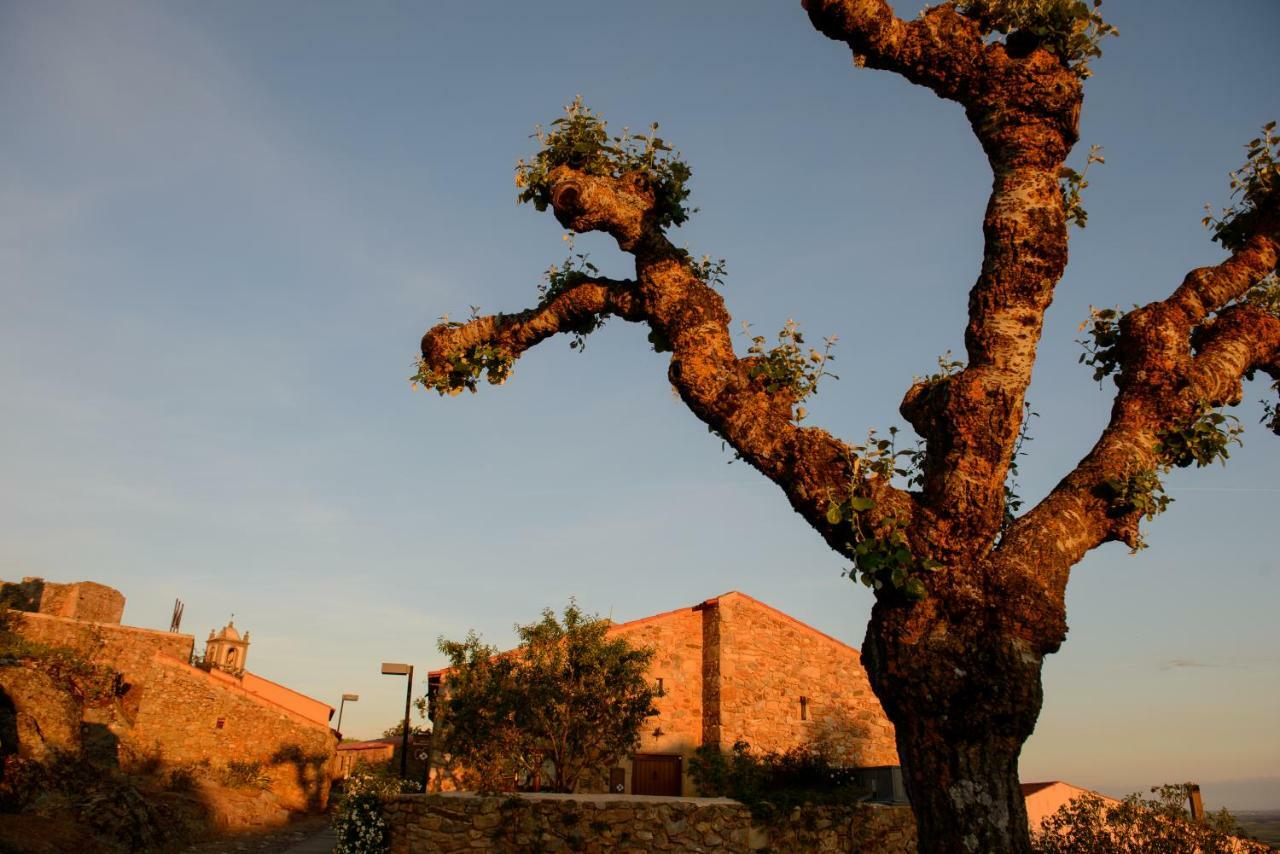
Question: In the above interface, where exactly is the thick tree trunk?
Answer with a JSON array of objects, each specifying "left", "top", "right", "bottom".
[{"left": 864, "top": 595, "right": 1052, "bottom": 854}]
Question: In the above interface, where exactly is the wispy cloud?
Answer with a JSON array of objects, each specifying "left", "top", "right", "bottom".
[{"left": 1159, "top": 657, "right": 1246, "bottom": 671}]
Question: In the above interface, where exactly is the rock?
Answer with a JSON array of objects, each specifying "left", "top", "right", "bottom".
[{"left": 0, "top": 666, "right": 82, "bottom": 760}]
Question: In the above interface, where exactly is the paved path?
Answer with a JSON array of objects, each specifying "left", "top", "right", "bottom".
[
  {"left": 281, "top": 825, "right": 336, "bottom": 853},
  {"left": 183, "top": 816, "right": 332, "bottom": 853}
]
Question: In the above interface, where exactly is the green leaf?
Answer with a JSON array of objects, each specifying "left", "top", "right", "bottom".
[
  {"left": 848, "top": 496, "right": 876, "bottom": 512},
  {"left": 903, "top": 577, "right": 927, "bottom": 600}
]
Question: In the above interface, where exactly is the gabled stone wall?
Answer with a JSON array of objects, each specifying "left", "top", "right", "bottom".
[
  {"left": 609, "top": 604, "right": 706, "bottom": 789},
  {"left": 714, "top": 593, "right": 898, "bottom": 767},
  {"left": 608, "top": 592, "right": 897, "bottom": 795}
]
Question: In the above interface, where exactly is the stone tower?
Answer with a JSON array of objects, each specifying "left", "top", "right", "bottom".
[{"left": 204, "top": 619, "right": 250, "bottom": 674}]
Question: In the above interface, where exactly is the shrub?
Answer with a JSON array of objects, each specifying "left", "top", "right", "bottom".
[
  {"left": 1, "top": 750, "right": 201, "bottom": 850},
  {"left": 0, "top": 755, "right": 46, "bottom": 812},
  {"left": 75, "top": 779, "right": 168, "bottom": 851},
  {"left": 1033, "top": 783, "right": 1268, "bottom": 853},
  {"left": 218, "top": 760, "right": 271, "bottom": 790},
  {"left": 164, "top": 762, "right": 205, "bottom": 793},
  {"left": 332, "top": 769, "right": 420, "bottom": 854},
  {"left": 687, "top": 740, "right": 869, "bottom": 821},
  {"left": 434, "top": 601, "right": 656, "bottom": 794}
]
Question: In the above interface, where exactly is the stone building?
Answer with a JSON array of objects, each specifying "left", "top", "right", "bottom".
[
  {"left": 334, "top": 739, "right": 397, "bottom": 779},
  {"left": 429, "top": 591, "right": 898, "bottom": 797},
  {"left": 0, "top": 577, "right": 337, "bottom": 812}
]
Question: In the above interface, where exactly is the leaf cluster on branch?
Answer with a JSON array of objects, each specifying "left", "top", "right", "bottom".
[
  {"left": 515, "top": 96, "right": 694, "bottom": 230},
  {"left": 412, "top": 337, "right": 513, "bottom": 396},
  {"left": 1060, "top": 143, "right": 1105, "bottom": 228},
  {"left": 826, "top": 428, "right": 940, "bottom": 600},
  {"left": 1102, "top": 403, "right": 1244, "bottom": 550},
  {"left": 744, "top": 319, "right": 838, "bottom": 413},
  {"left": 1204, "top": 121, "right": 1279, "bottom": 251},
  {"left": 956, "top": 0, "right": 1117, "bottom": 76},
  {"left": 539, "top": 240, "right": 608, "bottom": 350},
  {"left": 1076, "top": 305, "right": 1126, "bottom": 385}
]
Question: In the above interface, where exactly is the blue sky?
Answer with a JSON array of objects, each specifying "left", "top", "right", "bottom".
[{"left": 2, "top": 1, "right": 1276, "bottom": 809}]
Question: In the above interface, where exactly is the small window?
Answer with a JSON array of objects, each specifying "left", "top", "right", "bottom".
[
  {"left": 225, "top": 648, "right": 237, "bottom": 666},
  {"left": 799, "top": 696, "right": 809, "bottom": 721},
  {"left": 656, "top": 678, "right": 665, "bottom": 696},
  {"left": 215, "top": 717, "right": 226, "bottom": 730}
]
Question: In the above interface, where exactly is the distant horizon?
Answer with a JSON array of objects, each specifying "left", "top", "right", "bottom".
[{"left": 25, "top": 569, "right": 1271, "bottom": 811}]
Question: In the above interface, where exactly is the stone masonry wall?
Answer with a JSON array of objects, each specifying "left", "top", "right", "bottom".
[
  {"left": 382, "top": 792, "right": 918, "bottom": 853},
  {"left": 10, "top": 610, "right": 194, "bottom": 683},
  {"left": 37, "top": 580, "right": 125, "bottom": 623},
  {"left": 1, "top": 577, "right": 126, "bottom": 624},
  {"left": 128, "top": 655, "right": 335, "bottom": 811},
  {"left": 608, "top": 605, "right": 706, "bottom": 794},
  {"left": 716, "top": 593, "right": 898, "bottom": 767},
  {"left": 430, "top": 593, "right": 897, "bottom": 798}
]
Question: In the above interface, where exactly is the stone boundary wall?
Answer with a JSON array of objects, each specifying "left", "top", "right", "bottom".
[
  {"left": 10, "top": 610, "right": 194, "bottom": 682},
  {"left": 383, "top": 792, "right": 917, "bottom": 853}
]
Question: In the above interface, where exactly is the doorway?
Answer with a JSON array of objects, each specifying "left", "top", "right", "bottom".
[{"left": 631, "top": 754, "right": 682, "bottom": 796}]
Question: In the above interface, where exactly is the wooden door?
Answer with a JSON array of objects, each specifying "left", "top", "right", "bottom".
[{"left": 631, "top": 754, "right": 682, "bottom": 796}]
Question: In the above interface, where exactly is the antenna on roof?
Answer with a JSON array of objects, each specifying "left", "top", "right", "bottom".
[{"left": 169, "top": 598, "right": 184, "bottom": 633}]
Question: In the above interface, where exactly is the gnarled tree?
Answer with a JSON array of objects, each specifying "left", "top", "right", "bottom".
[{"left": 414, "top": 2, "right": 1280, "bottom": 851}]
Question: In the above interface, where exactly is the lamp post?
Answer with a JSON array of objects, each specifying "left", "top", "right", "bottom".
[
  {"left": 336, "top": 692, "right": 358, "bottom": 736},
  {"left": 381, "top": 662, "right": 413, "bottom": 779}
]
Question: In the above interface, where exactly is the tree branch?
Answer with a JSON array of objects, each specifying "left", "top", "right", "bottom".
[
  {"left": 1189, "top": 305, "right": 1280, "bottom": 405},
  {"left": 420, "top": 277, "right": 642, "bottom": 372},
  {"left": 899, "top": 121, "right": 1081, "bottom": 562},
  {"left": 421, "top": 163, "right": 917, "bottom": 558},
  {"left": 995, "top": 234, "right": 1280, "bottom": 601},
  {"left": 803, "top": 0, "right": 988, "bottom": 104},
  {"left": 1170, "top": 234, "right": 1279, "bottom": 323},
  {"left": 804, "top": 3, "right": 1088, "bottom": 560}
]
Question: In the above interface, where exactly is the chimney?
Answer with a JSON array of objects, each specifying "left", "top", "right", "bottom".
[{"left": 1187, "top": 784, "right": 1205, "bottom": 822}]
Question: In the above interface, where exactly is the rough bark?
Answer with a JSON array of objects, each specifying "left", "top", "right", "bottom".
[
  {"left": 416, "top": 3, "right": 1279, "bottom": 851},
  {"left": 865, "top": 599, "right": 1044, "bottom": 854}
]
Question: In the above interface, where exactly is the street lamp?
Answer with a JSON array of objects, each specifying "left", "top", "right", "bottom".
[
  {"left": 336, "top": 692, "right": 359, "bottom": 736},
  {"left": 381, "top": 662, "right": 413, "bottom": 779}
]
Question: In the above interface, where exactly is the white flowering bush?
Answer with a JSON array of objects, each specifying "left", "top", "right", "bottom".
[{"left": 332, "top": 770, "right": 420, "bottom": 854}]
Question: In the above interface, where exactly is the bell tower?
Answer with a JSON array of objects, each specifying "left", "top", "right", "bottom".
[{"left": 204, "top": 617, "right": 250, "bottom": 674}]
